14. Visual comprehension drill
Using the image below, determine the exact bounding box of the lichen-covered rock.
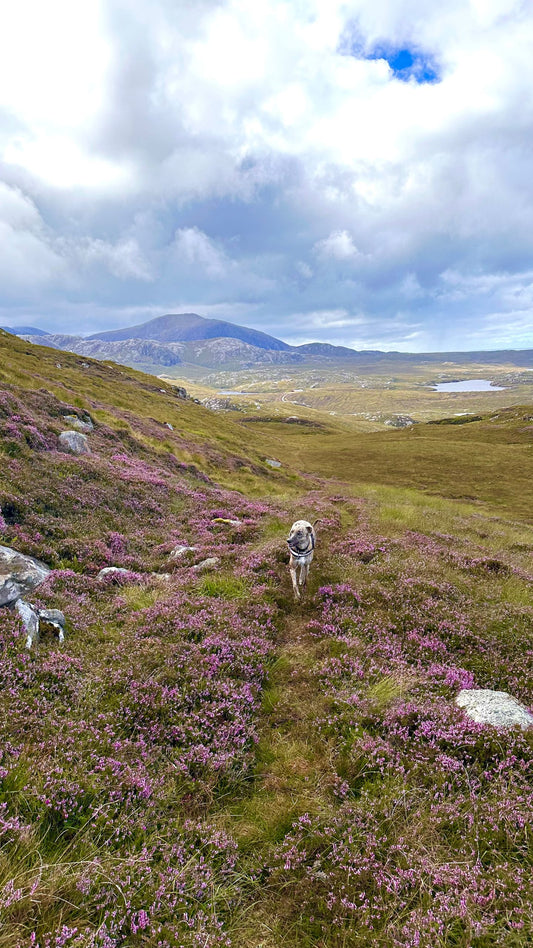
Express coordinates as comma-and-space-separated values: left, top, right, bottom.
456, 689, 533, 730
15, 599, 40, 648
0, 545, 51, 606
58, 430, 91, 455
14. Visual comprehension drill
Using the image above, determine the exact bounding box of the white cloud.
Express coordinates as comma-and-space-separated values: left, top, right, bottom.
76, 237, 154, 281
171, 227, 229, 278
314, 229, 361, 261
0, 182, 64, 290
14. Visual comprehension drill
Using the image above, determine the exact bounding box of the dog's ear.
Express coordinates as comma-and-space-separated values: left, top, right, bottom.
312, 519, 321, 527
307, 524, 313, 533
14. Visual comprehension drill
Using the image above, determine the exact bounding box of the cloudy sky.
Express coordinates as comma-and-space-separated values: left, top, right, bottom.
1, 0, 533, 351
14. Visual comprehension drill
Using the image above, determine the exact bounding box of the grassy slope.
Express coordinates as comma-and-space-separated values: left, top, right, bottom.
243, 408, 533, 523
1, 331, 532, 948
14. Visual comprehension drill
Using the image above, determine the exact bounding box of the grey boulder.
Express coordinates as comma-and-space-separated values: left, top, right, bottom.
456, 689, 533, 730
58, 430, 91, 455
0, 545, 51, 606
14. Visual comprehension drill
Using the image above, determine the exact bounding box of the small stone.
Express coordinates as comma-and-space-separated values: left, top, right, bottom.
97, 566, 131, 581
265, 458, 282, 468
165, 423, 174, 430
169, 545, 196, 559
15, 599, 40, 649
456, 689, 533, 730
39, 608, 66, 643
63, 414, 94, 432
58, 430, 91, 455
192, 557, 220, 572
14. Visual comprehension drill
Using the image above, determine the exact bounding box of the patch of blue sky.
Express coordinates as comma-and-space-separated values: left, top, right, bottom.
338, 27, 440, 84
368, 45, 440, 83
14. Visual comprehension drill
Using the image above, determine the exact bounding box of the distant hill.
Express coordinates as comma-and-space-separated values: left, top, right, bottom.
89, 312, 291, 351
295, 342, 373, 358
1, 325, 49, 336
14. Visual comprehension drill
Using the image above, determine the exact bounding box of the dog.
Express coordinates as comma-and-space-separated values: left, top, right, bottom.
287, 519, 316, 601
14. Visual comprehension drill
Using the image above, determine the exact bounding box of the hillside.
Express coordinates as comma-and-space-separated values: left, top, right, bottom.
1, 329, 533, 948
1, 326, 49, 336
31, 333, 303, 372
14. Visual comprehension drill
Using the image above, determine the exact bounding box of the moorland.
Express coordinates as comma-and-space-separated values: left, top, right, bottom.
0, 328, 532, 948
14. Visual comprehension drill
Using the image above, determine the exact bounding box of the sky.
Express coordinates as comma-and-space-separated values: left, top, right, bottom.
1, 0, 533, 352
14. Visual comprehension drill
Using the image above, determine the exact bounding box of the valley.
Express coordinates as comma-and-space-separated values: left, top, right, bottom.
164, 359, 533, 430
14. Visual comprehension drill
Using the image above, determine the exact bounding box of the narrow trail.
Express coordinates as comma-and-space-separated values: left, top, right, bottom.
219, 502, 358, 947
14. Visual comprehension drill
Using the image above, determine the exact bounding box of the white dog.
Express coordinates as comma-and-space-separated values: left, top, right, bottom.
287, 519, 316, 601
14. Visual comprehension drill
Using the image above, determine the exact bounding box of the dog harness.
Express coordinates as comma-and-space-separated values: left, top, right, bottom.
287, 533, 315, 562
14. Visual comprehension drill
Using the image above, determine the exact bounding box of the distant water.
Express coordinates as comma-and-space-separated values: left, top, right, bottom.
432, 379, 506, 393
219, 390, 253, 395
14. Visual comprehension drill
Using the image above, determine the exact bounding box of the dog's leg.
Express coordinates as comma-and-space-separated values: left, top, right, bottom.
300, 563, 309, 588
290, 562, 300, 600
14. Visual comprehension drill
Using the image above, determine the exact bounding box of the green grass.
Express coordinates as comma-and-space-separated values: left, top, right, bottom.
199, 574, 252, 599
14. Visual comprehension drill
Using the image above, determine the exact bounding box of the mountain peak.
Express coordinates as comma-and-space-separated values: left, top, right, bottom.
89, 312, 291, 351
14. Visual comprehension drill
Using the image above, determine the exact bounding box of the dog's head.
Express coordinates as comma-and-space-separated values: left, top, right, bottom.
287, 519, 315, 553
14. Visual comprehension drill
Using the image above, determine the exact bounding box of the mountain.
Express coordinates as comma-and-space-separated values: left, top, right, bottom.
1, 325, 49, 336
89, 312, 291, 351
